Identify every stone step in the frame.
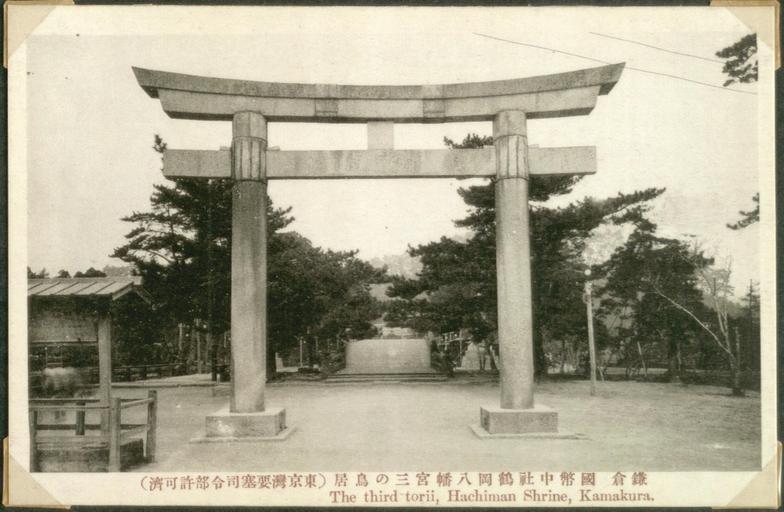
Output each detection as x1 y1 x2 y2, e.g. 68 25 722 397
326 372 448 383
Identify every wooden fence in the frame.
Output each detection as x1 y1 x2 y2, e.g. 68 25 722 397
29 390 157 472
30 363 186 394
112 363 184 382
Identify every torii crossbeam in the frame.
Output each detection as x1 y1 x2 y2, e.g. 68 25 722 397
134 62 624 439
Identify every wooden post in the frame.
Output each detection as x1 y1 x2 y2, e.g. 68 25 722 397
146 390 157 462
209 331 217 381
177 323 183 361
75 401 86 435
230 111 268 413
585 279 597 396
97 307 112 431
177 322 185 363
188 325 196 373
29 409 38 472
494 110 535 410
195 329 202 374
108 397 122 472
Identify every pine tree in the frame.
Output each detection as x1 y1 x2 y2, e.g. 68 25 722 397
716 34 758 87
598 217 711 382
113 135 383 374
387 133 665 377
727 193 759 230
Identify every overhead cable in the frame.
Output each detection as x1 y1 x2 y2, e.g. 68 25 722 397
473 32 757 96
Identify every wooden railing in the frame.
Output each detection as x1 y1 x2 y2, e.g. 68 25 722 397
30 363 183 393
113 363 184 382
29 390 157 472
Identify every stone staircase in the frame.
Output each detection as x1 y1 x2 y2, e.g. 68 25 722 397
325 338 448 383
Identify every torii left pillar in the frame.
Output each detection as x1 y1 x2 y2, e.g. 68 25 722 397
203 111 288 440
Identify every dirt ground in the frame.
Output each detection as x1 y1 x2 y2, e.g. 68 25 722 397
114 379 760 472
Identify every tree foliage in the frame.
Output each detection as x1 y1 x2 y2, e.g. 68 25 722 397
712 34 759 390
599 212 758 394
112 135 383 369
268 231 383 352
597 216 712 380
387 133 665 376
28 267 49 279
74 267 107 278
716 33 758 87
727 193 759 230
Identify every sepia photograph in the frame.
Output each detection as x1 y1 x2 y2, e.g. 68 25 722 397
5 4 778 508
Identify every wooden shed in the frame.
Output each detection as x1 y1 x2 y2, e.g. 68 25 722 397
28 277 157 471
28 277 151 397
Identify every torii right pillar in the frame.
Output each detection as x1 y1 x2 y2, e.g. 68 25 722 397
477 110 562 437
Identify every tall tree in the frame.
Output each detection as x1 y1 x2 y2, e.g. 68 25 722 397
268 231 382 369
739 280 760 374
113 135 382 375
387 133 664 377
598 217 711 382
656 252 747 396
113 137 252 335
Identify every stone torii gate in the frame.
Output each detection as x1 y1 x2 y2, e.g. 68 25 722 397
133 62 624 439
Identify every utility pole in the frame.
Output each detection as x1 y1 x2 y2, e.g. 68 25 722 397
584 269 598 396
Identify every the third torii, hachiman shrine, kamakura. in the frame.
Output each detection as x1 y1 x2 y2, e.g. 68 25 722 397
134 62 625 440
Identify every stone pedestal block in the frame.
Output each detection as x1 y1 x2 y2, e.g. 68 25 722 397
480 404 557 434
205 407 287 439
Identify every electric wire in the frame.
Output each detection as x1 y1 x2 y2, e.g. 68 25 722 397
588 32 726 64
473 32 757 96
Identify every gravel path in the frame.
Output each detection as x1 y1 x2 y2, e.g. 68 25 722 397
113 380 760 472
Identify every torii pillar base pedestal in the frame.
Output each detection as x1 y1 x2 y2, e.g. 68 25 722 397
190 407 293 443
471 405 584 439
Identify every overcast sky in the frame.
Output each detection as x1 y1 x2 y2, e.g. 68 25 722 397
21 7 766 295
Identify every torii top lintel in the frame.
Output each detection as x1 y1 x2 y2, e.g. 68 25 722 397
132 63 624 123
